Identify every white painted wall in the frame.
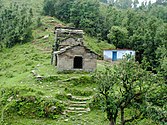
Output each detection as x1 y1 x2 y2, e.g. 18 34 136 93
103 50 113 60
103 50 135 61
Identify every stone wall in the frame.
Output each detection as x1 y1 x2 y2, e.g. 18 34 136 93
57 46 97 71
59 38 83 49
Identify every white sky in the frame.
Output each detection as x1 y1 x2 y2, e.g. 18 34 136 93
138 0 157 4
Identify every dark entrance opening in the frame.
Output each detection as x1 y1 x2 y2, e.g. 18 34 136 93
74 56 83 69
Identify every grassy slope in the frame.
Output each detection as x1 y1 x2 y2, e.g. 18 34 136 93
0 1 112 123
0 17 155 125
84 35 115 55
0 0 155 125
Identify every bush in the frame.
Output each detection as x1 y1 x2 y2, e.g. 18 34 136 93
55 92 68 101
3 96 65 119
89 93 105 110
0 86 65 120
65 87 93 96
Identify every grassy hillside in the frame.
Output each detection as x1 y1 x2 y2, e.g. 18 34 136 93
84 36 115 55
0 15 155 125
0 9 114 125
0 1 156 125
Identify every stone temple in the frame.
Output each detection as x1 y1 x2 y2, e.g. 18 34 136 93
52 27 97 72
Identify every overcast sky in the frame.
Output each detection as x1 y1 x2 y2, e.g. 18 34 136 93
138 0 156 4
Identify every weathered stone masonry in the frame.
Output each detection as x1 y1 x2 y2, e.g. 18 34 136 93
52 27 97 72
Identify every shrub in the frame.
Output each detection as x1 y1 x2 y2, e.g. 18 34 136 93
89 93 105 110
0 86 65 120
65 88 93 96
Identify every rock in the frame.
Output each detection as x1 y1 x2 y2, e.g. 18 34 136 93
78 114 82 116
43 34 49 39
7 96 13 102
36 75 43 80
31 70 37 76
67 93 72 99
62 111 66 115
87 108 91 112
49 106 57 112
37 64 40 67
59 101 63 103
71 117 75 121
50 20 55 23
64 119 69 122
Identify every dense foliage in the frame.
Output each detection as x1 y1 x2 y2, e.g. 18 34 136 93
43 0 167 74
156 44 167 81
94 59 166 125
0 85 65 123
0 2 33 51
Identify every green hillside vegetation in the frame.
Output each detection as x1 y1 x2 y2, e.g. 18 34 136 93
0 1 114 124
0 0 166 125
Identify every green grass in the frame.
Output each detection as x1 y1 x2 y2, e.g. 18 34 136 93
5 110 109 125
84 35 115 55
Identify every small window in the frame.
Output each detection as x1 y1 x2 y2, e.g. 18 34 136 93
130 52 132 55
73 56 83 69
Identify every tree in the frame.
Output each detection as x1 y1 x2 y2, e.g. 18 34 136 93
148 5 167 23
43 0 74 22
133 0 139 8
0 0 3 9
43 0 103 37
103 6 124 40
107 26 128 48
0 3 33 50
145 76 167 124
115 0 133 9
70 0 103 36
121 9 164 68
156 0 167 5
139 16 165 69
94 59 163 125
43 0 56 16
156 44 167 81
108 0 115 5
100 0 108 3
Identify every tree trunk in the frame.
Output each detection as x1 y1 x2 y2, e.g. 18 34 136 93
110 118 115 125
121 108 125 125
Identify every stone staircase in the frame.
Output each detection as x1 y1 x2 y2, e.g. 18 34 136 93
65 94 92 114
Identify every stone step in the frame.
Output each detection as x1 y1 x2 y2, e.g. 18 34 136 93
69 103 87 107
71 96 92 101
65 110 89 113
67 107 90 112
68 101 87 104
64 94 92 115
